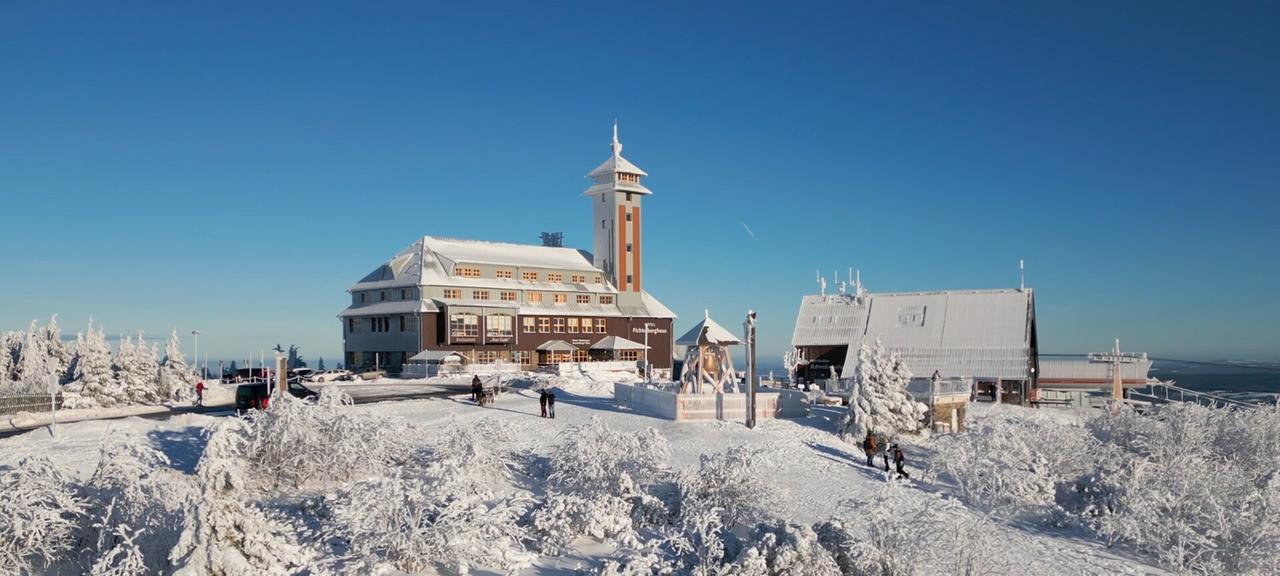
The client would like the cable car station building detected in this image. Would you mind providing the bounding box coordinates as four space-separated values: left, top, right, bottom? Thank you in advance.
339 126 675 372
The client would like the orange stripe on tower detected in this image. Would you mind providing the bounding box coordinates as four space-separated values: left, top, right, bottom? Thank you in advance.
617 204 627 290
631 206 641 292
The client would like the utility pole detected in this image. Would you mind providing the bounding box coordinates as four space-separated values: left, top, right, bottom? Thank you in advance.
641 322 656 384
744 310 758 429
191 329 200 379
46 374 59 439
1089 339 1144 412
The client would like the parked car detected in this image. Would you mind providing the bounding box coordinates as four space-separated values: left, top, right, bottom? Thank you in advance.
355 369 385 381
235 381 318 413
306 369 352 383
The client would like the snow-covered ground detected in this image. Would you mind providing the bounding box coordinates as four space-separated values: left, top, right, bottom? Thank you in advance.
0 370 1203 575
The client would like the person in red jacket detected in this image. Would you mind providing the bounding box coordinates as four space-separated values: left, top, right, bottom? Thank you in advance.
195 380 205 406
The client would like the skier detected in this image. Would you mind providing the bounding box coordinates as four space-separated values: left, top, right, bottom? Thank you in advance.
891 443 910 479
862 432 877 467
195 380 205 407
546 389 556 419
471 375 483 403
539 389 549 418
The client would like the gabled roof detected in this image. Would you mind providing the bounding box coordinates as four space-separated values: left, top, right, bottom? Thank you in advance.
536 340 579 352
676 312 741 346
349 236 601 291
588 154 648 179
590 336 649 351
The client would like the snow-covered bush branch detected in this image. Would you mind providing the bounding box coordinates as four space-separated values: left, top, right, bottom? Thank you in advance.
0 457 88 574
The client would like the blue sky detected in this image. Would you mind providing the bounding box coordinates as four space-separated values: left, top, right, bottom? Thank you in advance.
1 1 1277 364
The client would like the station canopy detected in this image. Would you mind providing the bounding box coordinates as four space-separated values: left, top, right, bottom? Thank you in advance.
589 336 649 351
536 340 579 353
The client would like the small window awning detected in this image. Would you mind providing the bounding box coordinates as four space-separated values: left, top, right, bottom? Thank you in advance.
589 336 649 351
408 350 465 363
536 340 578 353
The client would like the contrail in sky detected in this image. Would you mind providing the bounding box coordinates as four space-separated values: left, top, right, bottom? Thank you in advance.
741 221 755 238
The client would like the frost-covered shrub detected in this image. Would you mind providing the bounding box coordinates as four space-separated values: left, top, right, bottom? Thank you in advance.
727 521 841 576
534 418 672 553
1064 403 1280 575
675 446 773 530
245 388 413 489
325 418 534 574
931 406 1102 517
0 457 88 574
84 438 195 573
113 333 162 405
169 419 310 575
839 341 927 441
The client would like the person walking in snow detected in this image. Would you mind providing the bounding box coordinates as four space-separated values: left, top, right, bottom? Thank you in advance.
546 389 556 419
471 375 483 403
539 389 549 417
880 434 892 472
891 444 910 479
863 432 877 467
195 380 205 406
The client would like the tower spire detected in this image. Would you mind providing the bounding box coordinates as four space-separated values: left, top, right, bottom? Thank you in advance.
611 119 621 156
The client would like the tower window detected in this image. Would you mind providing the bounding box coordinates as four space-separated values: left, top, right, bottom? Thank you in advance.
626 193 633 202
626 243 632 253
625 211 632 222
626 274 633 284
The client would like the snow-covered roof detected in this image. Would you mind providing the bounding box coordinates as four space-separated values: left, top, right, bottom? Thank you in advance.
587 154 648 179
350 236 602 292
676 312 741 346
583 123 652 196
408 350 464 363
1039 357 1152 387
590 336 649 351
536 340 579 352
791 288 1036 381
616 291 678 319
338 300 437 318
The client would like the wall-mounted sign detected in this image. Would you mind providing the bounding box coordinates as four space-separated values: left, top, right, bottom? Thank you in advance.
632 327 668 335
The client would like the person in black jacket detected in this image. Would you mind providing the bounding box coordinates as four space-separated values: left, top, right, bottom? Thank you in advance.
891 443 910 479
472 375 483 403
539 389 549 417
546 390 556 419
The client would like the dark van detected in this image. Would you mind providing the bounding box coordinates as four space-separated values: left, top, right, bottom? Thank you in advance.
235 381 319 413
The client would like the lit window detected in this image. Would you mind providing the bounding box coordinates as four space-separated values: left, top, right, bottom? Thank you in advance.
523 317 536 333
538 317 550 333
596 319 608 333
456 266 481 278
473 290 489 300
581 318 593 332
553 293 567 304
527 292 543 304
449 313 479 338
571 274 586 283
576 294 591 304
486 314 513 338
500 291 517 302
553 318 565 333
477 350 497 363
547 273 563 282
568 318 579 333
594 275 602 283
522 271 538 282
495 269 513 279
443 288 461 299
599 295 614 305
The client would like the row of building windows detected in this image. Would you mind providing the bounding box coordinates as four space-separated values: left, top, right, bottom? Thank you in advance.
357 289 414 304
454 266 601 284
448 313 517 339
441 288 613 305
520 317 608 334
347 315 411 334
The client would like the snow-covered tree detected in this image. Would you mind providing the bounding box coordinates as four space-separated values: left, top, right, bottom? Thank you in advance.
64 320 123 408
0 457 88 574
169 419 309 575
839 340 927 441
84 438 195 574
675 446 773 531
113 333 161 405
159 330 196 403
0 330 19 383
317 356 325 371
729 521 840 576
14 316 70 391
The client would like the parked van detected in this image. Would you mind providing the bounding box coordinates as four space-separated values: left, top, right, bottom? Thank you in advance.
235 381 319 413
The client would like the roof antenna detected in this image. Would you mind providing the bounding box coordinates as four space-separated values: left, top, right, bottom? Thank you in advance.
855 269 864 298
1019 259 1025 291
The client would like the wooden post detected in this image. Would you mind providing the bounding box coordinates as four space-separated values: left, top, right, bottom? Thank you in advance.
276 356 287 400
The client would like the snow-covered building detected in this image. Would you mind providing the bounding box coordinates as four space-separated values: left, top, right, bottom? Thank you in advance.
339 125 676 371
790 282 1038 404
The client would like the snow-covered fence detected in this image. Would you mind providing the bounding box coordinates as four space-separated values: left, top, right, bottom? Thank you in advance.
399 362 522 378
553 360 638 377
0 393 62 416
614 383 808 421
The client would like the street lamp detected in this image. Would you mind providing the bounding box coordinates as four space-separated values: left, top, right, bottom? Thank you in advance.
642 322 655 384
191 330 200 378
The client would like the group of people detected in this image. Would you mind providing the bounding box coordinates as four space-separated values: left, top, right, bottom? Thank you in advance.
539 388 556 418
471 375 495 406
863 432 909 479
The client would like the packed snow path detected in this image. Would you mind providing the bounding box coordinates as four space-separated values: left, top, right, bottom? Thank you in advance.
0 379 1166 575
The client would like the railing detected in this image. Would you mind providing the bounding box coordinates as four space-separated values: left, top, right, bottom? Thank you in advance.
0 394 63 416
1129 381 1259 409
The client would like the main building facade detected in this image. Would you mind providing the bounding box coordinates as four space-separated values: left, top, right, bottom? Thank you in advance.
339 126 676 371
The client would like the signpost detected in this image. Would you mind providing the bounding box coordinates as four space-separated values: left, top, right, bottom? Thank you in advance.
46 374 59 438
743 310 758 429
